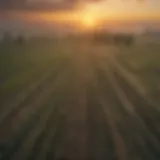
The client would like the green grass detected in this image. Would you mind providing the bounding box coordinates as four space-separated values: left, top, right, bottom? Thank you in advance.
117 42 160 102
0 40 71 106
1 39 160 105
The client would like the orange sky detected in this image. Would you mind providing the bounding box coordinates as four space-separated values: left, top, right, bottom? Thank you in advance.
1 0 160 30
28 1 160 22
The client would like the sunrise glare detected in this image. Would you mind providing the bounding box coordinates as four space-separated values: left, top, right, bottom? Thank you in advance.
0 1 160 160
3 0 160 31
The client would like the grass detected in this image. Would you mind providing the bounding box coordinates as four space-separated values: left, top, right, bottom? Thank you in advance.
0 37 160 159
117 41 160 102
0 40 71 107
1 38 160 103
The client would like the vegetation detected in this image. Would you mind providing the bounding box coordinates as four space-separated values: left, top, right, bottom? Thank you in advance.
0 36 160 160
117 41 160 102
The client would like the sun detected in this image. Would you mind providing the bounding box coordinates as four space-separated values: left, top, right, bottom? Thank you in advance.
78 12 99 30
76 3 101 30
82 15 96 28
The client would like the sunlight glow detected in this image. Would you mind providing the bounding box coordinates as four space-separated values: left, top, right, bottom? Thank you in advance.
78 12 99 29
76 3 102 30
11 0 160 31
83 15 96 28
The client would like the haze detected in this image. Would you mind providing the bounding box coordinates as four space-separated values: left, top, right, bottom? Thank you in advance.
0 0 160 36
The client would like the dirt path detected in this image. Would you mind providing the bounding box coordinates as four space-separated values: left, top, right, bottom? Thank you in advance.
60 43 94 160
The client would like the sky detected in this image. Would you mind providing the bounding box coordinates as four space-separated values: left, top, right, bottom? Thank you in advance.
0 0 160 34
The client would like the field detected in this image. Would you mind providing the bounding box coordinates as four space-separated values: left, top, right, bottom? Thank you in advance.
0 38 160 160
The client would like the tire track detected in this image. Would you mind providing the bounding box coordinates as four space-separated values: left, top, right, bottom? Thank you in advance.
109 62 160 125
0 62 68 142
60 44 93 160
0 62 63 124
107 63 160 159
0 64 71 160
87 84 115 160
28 70 74 160
12 100 58 160
12 67 72 160
96 55 160 160
95 67 129 160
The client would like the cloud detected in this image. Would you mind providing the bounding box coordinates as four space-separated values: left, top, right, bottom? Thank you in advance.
0 0 104 12
0 0 72 11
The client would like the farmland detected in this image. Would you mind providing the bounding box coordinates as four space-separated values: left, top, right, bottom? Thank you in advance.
0 38 160 160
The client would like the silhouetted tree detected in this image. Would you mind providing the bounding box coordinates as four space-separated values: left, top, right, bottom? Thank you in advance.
2 31 13 43
113 33 135 46
16 35 26 45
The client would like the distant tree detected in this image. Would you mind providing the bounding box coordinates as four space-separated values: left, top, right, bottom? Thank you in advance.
16 35 26 45
113 33 135 47
2 31 13 43
92 29 112 44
